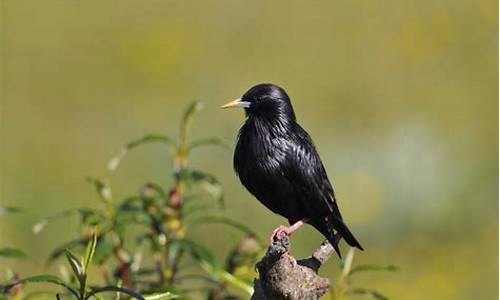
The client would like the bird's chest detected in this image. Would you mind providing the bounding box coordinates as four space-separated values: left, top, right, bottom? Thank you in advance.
235 132 287 180
234 131 302 219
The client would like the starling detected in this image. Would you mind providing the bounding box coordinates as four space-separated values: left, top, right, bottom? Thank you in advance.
222 83 363 257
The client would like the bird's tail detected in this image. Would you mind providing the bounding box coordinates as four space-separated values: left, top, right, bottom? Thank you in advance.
334 218 364 251
315 218 364 258
325 232 343 258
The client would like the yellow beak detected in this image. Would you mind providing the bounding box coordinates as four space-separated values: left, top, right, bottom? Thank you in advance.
221 98 251 109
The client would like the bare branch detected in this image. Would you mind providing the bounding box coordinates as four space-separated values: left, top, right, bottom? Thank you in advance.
251 233 334 300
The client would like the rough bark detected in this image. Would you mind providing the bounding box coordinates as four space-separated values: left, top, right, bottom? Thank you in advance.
251 233 335 300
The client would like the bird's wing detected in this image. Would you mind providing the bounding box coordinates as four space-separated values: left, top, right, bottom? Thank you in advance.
281 125 343 220
280 125 364 251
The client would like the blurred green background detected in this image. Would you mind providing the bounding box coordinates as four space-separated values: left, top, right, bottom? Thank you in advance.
1 0 498 299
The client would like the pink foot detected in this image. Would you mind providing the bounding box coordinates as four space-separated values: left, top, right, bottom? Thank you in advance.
270 225 291 243
269 219 307 243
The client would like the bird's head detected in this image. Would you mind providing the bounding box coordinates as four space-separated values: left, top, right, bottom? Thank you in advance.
222 83 296 121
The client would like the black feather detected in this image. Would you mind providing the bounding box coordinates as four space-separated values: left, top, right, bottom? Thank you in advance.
232 83 363 256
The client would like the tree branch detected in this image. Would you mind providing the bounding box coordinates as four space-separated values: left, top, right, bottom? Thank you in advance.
251 233 335 300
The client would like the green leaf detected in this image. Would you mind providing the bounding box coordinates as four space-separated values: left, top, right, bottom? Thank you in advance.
92 239 114 265
169 239 252 295
84 286 145 300
0 247 27 259
116 210 152 229
47 238 87 263
108 133 175 171
188 137 229 151
143 292 179 300
86 177 112 203
180 101 204 139
118 196 142 212
349 288 390 300
4 275 79 298
183 170 224 206
79 209 105 227
142 183 167 199
0 206 24 215
33 209 81 235
83 235 98 273
64 249 84 280
33 219 49 234
341 247 355 277
349 264 399 275
187 216 257 237
126 133 175 149
169 239 217 269
218 271 253 295
182 203 216 217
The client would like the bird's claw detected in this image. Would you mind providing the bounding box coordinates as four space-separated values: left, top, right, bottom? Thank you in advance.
270 225 291 243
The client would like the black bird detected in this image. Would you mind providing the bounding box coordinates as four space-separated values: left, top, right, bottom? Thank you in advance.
222 83 363 257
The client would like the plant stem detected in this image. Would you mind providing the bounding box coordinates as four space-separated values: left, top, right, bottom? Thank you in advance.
114 248 132 289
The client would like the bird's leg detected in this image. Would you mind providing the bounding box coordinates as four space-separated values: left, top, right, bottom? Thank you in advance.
270 219 308 243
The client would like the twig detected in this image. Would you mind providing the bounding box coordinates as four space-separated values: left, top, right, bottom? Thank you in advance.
251 233 334 300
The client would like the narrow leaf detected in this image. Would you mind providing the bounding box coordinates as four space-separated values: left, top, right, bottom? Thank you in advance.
86 177 112 203
92 239 114 265
0 206 24 215
189 170 224 206
32 209 81 235
169 239 217 269
108 133 175 171
143 292 179 300
4 275 79 298
349 264 399 275
32 219 49 235
126 133 175 149
83 235 98 273
85 286 145 300
169 240 252 295
142 183 167 198
188 137 229 151
118 196 142 212
341 248 355 277
46 238 87 263
0 248 27 259
64 250 84 280
180 101 203 139
218 270 253 295
349 288 390 300
182 203 216 217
